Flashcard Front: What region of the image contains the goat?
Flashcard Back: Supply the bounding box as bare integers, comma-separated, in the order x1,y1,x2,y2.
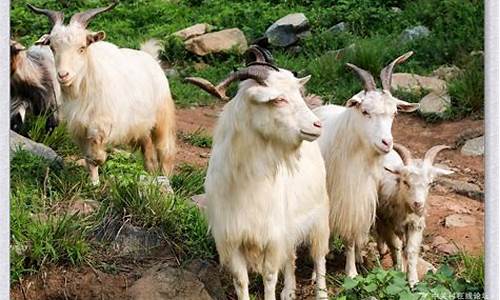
377,143,453,286
186,46,330,300
10,39,61,132
313,52,419,277
28,3,176,185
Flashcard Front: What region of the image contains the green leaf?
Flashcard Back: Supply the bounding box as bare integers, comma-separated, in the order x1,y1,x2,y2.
386,283,404,295
363,282,378,293
399,291,417,300
343,277,359,290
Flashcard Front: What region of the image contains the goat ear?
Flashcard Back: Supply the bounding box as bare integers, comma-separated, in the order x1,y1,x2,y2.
430,166,454,177
396,99,419,112
34,34,51,46
87,31,106,45
346,97,362,108
298,75,311,86
384,166,401,176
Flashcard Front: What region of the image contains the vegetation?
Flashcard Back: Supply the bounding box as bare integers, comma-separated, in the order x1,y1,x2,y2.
10,0,483,297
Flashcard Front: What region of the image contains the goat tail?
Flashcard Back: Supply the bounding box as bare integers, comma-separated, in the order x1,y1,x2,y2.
140,39,162,61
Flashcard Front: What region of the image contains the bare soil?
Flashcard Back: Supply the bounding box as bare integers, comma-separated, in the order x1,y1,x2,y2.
11,106,484,300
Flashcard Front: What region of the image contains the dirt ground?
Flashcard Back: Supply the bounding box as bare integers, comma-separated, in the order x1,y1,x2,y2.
11,105,484,300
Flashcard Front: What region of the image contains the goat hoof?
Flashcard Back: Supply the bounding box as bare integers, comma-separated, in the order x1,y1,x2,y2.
280,290,296,300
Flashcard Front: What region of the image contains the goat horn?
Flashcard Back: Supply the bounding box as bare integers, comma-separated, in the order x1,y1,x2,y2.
393,143,413,165
70,1,117,28
247,45,275,64
424,145,451,165
27,4,64,26
185,66,272,101
346,63,376,91
380,51,414,92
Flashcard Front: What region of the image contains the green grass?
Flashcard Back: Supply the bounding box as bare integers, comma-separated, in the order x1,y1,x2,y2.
180,128,213,148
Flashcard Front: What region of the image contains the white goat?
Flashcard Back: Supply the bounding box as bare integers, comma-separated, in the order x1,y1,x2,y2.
377,143,453,286
10,39,61,131
314,52,419,277
28,3,176,184
186,47,330,300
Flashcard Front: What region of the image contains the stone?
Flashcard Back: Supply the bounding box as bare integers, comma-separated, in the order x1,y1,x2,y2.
173,23,211,41
432,236,458,255
391,73,447,93
461,136,484,156
185,28,248,56
10,130,63,164
265,13,310,47
186,259,225,300
445,214,476,228
164,68,179,78
67,199,100,217
438,177,484,201
129,264,213,300
400,25,430,42
419,91,451,114
431,65,462,81
417,257,436,280
191,193,207,208
328,22,348,33
139,175,174,194
391,7,402,13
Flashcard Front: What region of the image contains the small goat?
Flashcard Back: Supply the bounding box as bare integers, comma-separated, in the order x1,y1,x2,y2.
10,39,61,132
314,52,419,277
186,47,330,300
28,3,176,185
377,143,453,286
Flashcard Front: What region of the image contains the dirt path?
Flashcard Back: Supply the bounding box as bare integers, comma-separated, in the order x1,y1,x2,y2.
12,106,484,300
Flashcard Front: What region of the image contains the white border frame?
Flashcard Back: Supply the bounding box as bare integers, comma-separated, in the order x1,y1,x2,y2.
0,1,498,299
485,0,500,299
0,0,10,298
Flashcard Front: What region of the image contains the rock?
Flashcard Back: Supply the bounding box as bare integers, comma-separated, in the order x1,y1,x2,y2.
328,22,348,33
129,264,213,300
191,193,207,208
139,175,174,194
164,68,179,78
185,28,248,56
445,214,476,228
173,23,211,41
67,199,100,217
194,62,209,71
417,257,436,280
391,7,402,13
461,136,484,156
422,244,430,252
431,65,462,81
265,13,310,47
400,25,430,42
438,178,484,201
432,236,458,255
391,73,447,93
186,259,225,300
10,130,62,164
419,91,451,114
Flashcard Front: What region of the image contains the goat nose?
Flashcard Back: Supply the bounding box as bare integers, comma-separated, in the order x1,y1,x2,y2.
58,71,69,79
413,202,422,208
382,138,393,147
313,121,322,128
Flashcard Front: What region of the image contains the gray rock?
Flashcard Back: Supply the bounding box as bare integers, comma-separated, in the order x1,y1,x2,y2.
419,91,451,114
129,264,213,300
432,236,458,255
164,68,179,78
186,259,226,300
391,73,447,93
328,22,348,33
445,214,476,228
265,13,310,47
10,130,62,164
391,7,402,13
400,25,430,42
431,65,462,81
140,175,174,194
185,28,247,56
438,177,484,201
173,23,212,41
461,136,484,156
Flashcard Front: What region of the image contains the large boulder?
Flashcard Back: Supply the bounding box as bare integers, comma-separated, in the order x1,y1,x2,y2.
128,264,213,300
265,13,310,47
400,25,430,42
185,28,248,56
10,130,62,164
174,23,212,41
391,73,447,93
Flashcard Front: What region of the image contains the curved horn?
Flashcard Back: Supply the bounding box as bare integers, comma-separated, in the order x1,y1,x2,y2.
27,4,64,26
380,51,414,92
393,143,413,166
346,63,376,91
247,45,267,63
69,2,117,28
424,145,451,165
185,66,272,100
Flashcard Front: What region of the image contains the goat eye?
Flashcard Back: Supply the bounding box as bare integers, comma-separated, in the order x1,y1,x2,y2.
79,46,86,54
271,97,288,107
403,180,410,187
362,110,370,117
